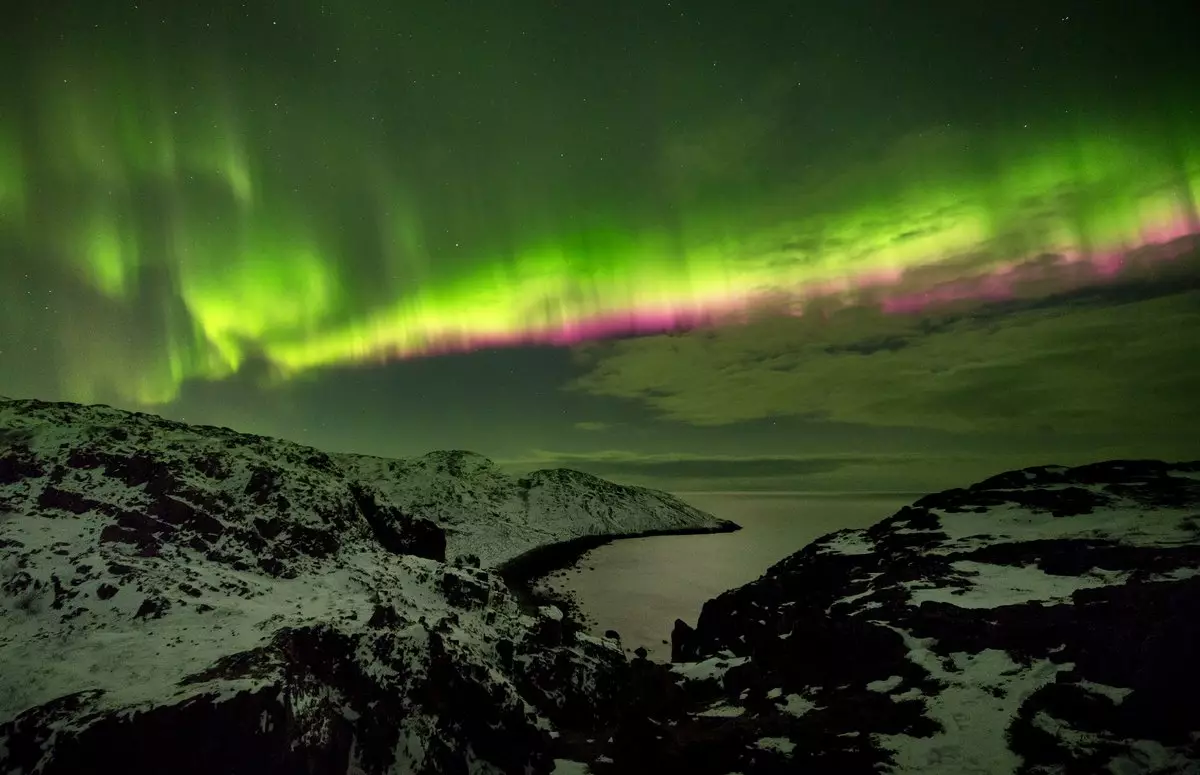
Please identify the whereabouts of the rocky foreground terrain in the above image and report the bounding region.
[2,397,1198,774]
[562,460,1200,774]
[0,398,730,774]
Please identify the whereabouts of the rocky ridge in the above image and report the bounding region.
[338,449,733,568]
[559,460,1200,774]
[0,397,728,774]
[5,396,1198,774]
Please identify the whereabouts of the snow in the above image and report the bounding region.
[816,530,876,556]
[780,693,816,717]
[0,545,446,720]
[0,397,744,774]
[907,560,1130,609]
[866,675,903,693]
[755,737,796,755]
[874,627,1073,774]
[1149,566,1200,582]
[828,572,882,612]
[1033,714,1197,774]
[1076,680,1133,705]
[928,503,1199,554]
[336,451,729,568]
[694,703,745,718]
[1106,739,1198,774]
[670,654,749,682]
[659,463,1200,773]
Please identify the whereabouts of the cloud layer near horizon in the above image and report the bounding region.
[570,252,1200,440]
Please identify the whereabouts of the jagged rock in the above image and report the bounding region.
[438,565,493,609]
[600,459,1200,774]
[453,553,482,569]
[0,397,730,775]
[348,482,446,562]
[671,618,696,662]
[366,603,401,628]
[532,605,566,647]
[396,515,447,562]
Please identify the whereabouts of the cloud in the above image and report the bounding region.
[498,449,997,494]
[569,261,1200,438]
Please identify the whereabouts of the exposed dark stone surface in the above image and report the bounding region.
[7,397,1196,774]
[672,618,697,662]
[574,459,1200,774]
[349,482,447,562]
[438,565,494,609]
[1,397,727,775]
[453,553,482,569]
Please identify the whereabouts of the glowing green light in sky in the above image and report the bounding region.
[80,207,140,298]
[176,214,339,372]
[0,126,22,222]
[4,53,1199,406]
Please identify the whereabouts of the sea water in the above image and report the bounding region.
[538,492,917,660]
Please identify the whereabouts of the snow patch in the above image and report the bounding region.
[875,627,1073,774]
[907,561,1130,609]
[670,655,749,683]
[866,675,903,693]
[818,531,875,556]
[780,693,816,717]
[755,737,796,755]
[1077,680,1133,705]
[694,703,745,718]
[930,504,1199,554]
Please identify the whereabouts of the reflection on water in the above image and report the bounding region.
[538,492,918,660]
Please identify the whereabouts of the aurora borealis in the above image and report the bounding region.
[2,0,1199,490]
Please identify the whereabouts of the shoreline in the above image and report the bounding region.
[495,520,742,633]
[495,520,741,588]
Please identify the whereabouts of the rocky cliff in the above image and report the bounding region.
[563,460,1200,774]
[338,450,735,568]
[0,398,727,774]
[5,396,1196,773]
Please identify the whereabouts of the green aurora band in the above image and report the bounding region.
[2,60,1199,406]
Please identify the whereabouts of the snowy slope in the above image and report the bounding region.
[0,398,719,774]
[570,459,1200,774]
[336,451,735,567]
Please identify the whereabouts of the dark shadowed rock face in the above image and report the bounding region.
[568,459,1200,774]
[0,399,654,774]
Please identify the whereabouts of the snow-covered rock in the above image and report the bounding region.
[0,398,726,774]
[586,459,1200,774]
[337,450,735,567]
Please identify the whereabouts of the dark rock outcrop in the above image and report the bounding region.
[9,397,1195,774]
[583,459,1200,774]
[0,398,662,774]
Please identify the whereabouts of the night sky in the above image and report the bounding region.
[2,1,1198,492]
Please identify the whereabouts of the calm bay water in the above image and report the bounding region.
[538,492,918,660]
